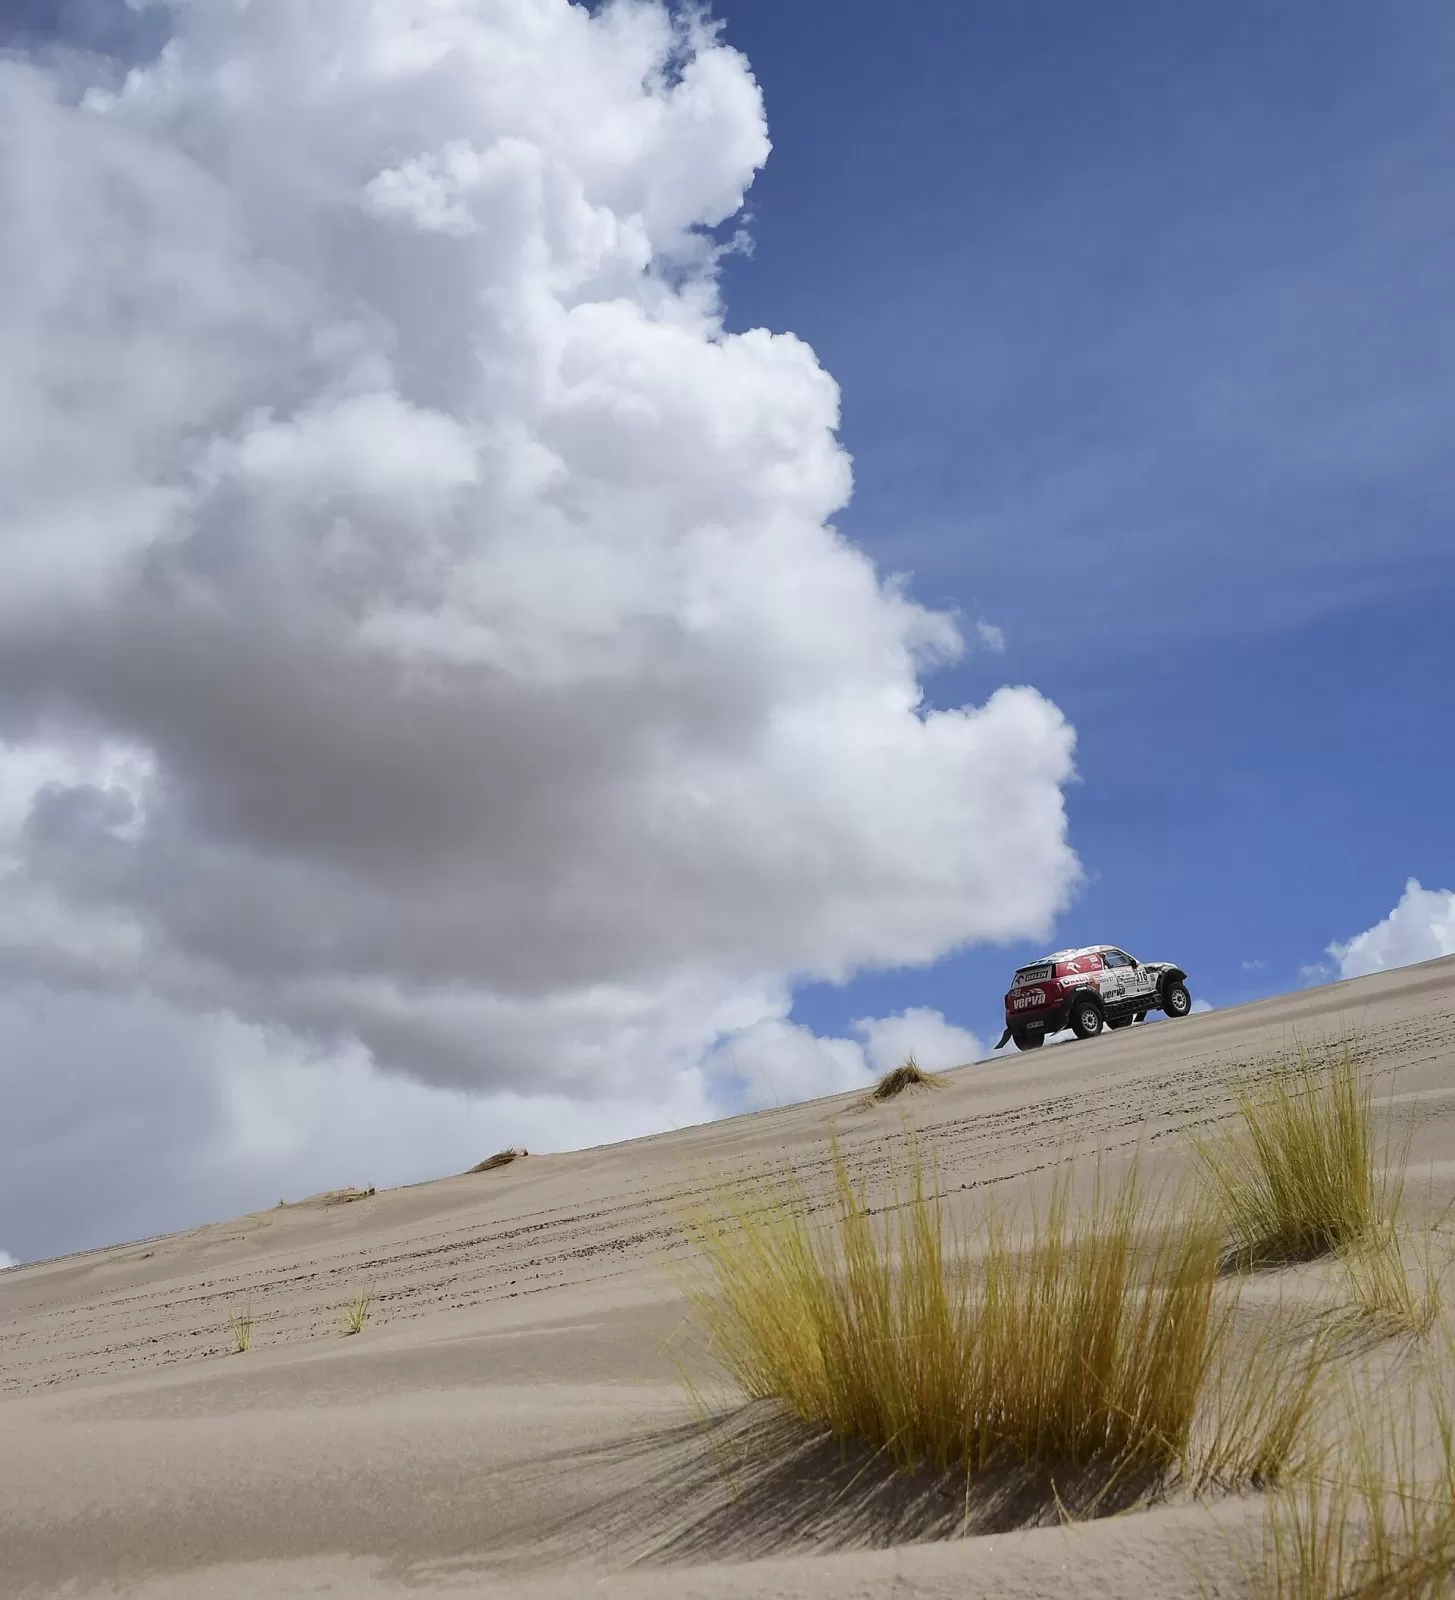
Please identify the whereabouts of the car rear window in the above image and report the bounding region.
[1012,964,1052,986]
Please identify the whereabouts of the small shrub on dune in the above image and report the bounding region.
[469,1147,527,1174]
[341,1290,373,1335]
[686,1137,1318,1490]
[227,1301,254,1353]
[871,1054,947,1102]
[1198,1038,1395,1268]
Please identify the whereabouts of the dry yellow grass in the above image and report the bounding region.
[1263,1379,1455,1598]
[469,1147,527,1174]
[871,1054,947,1101]
[227,1302,254,1353]
[341,1291,373,1336]
[1198,1038,1394,1268]
[1340,1226,1443,1339]
[686,1135,1319,1491]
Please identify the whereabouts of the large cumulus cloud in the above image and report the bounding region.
[0,0,1078,1258]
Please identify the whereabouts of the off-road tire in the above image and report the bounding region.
[1070,998,1104,1039]
[1162,982,1192,1018]
[1012,1030,1044,1051]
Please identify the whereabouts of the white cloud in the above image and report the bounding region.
[975,620,1006,653]
[854,1006,985,1074]
[1328,879,1455,980]
[708,1016,871,1109]
[0,1,1080,1256]
[1190,997,1213,1013]
[705,1006,984,1111]
[0,1249,16,1270]
[0,985,723,1260]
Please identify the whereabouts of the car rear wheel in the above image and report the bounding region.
[1163,982,1192,1018]
[1012,1030,1044,1051]
[1070,999,1104,1039]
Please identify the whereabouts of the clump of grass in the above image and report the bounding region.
[871,1053,947,1102]
[1340,1225,1443,1339]
[686,1136,1317,1490]
[1263,1381,1455,1598]
[469,1147,527,1174]
[1198,1038,1394,1267]
[275,1186,376,1209]
[341,1290,373,1336]
[227,1301,254,1353]
[1263,1471,1361,1600]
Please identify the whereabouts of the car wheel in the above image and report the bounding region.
[1070,999,1104,1039]
[1107,1016,1132,1030]
[1163,982,1192,1018]
[1012,1030,1044,1051]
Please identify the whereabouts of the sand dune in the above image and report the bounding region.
[4,956,1455,1598]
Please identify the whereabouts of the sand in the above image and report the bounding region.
[4,955,1455,1599]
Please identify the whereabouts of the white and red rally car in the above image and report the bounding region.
[994,945,1192,1052]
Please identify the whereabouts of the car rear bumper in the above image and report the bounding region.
[1004,999,1072,1038]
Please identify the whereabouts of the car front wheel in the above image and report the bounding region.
[1163,982,1192,1018]
[1012,1030,1044,1051]
[1070,999,1104,1039]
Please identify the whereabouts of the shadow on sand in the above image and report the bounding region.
[535,1400,1165,1568]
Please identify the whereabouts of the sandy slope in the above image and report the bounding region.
[4,956,1455,1599]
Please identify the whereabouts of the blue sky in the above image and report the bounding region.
[710,0,1455,1041]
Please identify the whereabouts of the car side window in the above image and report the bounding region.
[1105,950,1131,968]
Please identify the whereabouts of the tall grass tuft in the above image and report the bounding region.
[1197,1038,1394,1267]
[1263,1380,1455,1598]
[227,1301,254,1353]
[1340,1225,1443,1338]
[871,1054,947,1102]
[341,1290,373,1336]
[687,1137,1317,1488]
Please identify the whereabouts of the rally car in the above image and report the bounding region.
[994,946,1192,1052]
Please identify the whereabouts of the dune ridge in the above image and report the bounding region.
[4,956,1455,1598]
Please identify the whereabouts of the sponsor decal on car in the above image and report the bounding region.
[1013,965,1053,987]
[1011,988,1047,1011]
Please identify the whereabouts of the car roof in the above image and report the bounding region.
[1016,945,1114,966]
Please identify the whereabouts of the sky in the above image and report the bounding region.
[1,0,1452,1266]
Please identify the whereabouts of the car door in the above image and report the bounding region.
[1098,950,1129,1005]
[1114,952,1156,1008]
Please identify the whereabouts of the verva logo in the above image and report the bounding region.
[1012,988,1047,1011]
